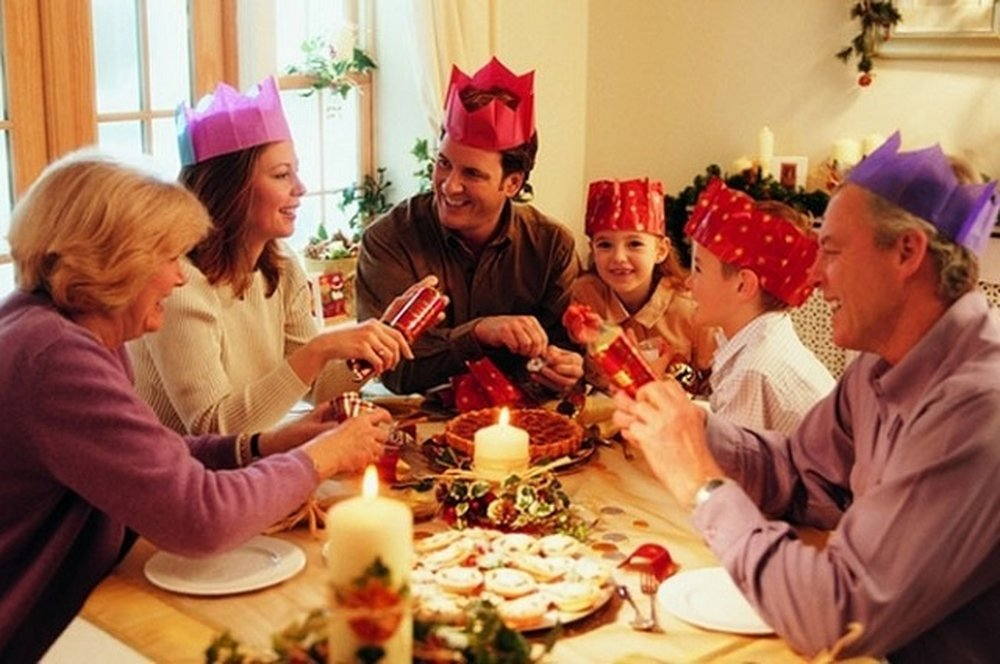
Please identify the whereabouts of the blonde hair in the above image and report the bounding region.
[9,150,210,314]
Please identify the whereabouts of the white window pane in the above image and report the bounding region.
[92,0,141,114]
[0,133,12,256]
[98,121,143,157]
[276,0,347,71]
[147,1,191,109]
[291,192,323,252]
[282,89,323,194]
[321,89,360,191]
[0,262,14,299]
[151,117,182,177]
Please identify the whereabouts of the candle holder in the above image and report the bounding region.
[328,557,411,664]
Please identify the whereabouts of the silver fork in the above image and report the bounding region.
[639,569,664,632]
[615,585,655,631]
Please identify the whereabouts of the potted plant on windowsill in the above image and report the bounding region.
[303,168,393,321]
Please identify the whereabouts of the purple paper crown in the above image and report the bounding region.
[176,76,292,166]
[847,131,999,255]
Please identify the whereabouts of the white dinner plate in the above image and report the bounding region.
[144,535,306,596]
[657,567,774,635]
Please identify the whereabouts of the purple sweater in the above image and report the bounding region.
[0,292,318,660]
[695,291,1000,662]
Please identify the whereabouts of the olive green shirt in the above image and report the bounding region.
[356,193,581,394]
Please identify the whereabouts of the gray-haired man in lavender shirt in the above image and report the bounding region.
[613,132,1000,662]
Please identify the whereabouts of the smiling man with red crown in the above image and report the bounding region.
[357,57,584,396]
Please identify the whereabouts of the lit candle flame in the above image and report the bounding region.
[361,465,379,499]
[498,407,510,427]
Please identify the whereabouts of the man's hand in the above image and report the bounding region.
[473,315,549,358]
[530,345,584,392]
[612,379,724,507]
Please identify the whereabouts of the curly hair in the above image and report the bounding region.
[10,151,209,314]
[179,144,285,297]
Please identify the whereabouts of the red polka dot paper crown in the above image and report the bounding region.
[686,178,818,307]
[443,57,535,151]
[585,178,666,237]
[846,131,999,256]
[176,76,292,166]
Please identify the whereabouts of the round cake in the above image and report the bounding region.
[443,407,584,461]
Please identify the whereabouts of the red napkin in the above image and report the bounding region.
[451,357,528,412]
[618,543,679,581]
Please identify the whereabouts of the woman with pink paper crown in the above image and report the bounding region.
[567,178,716,392]
[129,77,425,435]
[355,57,584,396]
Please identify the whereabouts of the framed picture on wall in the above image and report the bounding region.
[879,0,1000,59]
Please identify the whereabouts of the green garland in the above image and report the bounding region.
[664,165,830,269]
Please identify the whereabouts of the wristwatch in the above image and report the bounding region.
[693,477,727,509]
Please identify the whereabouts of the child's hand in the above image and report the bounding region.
[562,303,603,344]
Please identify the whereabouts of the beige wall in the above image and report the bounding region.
[375,0,1000,279]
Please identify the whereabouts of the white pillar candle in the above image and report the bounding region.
[831,138,862,167]
[326,466,413,664]
[862,133,886,157]
[473,407,530,481]
[757,126,775,177]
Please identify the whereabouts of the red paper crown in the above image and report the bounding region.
[586,178,666,237]
[176,76,292,166]
[685,179,818,307]
[443,57,535,151]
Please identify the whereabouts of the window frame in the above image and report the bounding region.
[0,0,234,265]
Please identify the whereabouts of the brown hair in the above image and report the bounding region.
[10,151,209,314]
[179,144,284,297]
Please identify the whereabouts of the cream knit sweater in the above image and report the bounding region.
[129,250,354,434]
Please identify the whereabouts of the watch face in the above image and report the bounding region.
[694,478,726,508]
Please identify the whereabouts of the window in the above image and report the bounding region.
[265,0,374,254]
[0,0,371,300]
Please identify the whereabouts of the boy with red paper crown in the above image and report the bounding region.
[568,178,715,392]
[685,180,835,433]
[356,57,583,395]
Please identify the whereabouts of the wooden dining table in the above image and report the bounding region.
[79,415,820,664]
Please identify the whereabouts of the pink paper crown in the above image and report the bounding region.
[847,131,999,256]
[686,178,818,307]
[176,76,292,166]
[586,178,666,237]
[443,57,535,151]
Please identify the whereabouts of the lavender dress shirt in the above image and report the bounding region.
[694,291,1000,662]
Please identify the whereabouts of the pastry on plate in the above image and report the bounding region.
[483,568,537,598]
[497,593,550,630]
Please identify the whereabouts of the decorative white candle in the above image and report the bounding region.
[326,466,413,664]
[831,138,862,167]
[757,126,775,177]
[862,133,886,157]
[473,407,530,481]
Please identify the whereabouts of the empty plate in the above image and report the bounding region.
[144,535,306,596]
[657,567,773,635]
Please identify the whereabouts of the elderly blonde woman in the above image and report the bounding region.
[0,151,390,661]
